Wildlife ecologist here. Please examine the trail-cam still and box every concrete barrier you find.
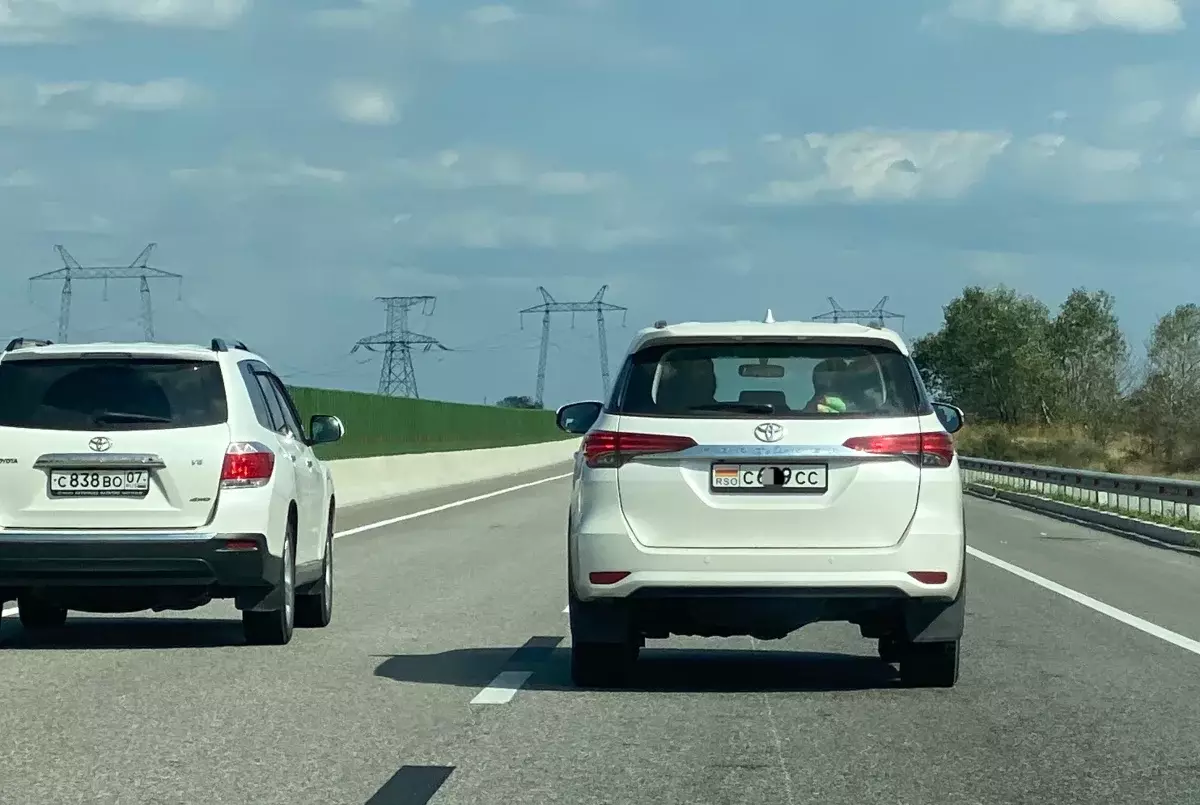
[328,438,579,507]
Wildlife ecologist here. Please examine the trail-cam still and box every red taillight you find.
[221,539,259,552]
[908,571,948,585]
[589,571,630,585]
[842,431,955,467]
[582,430,697,469]
[220,441,275,488]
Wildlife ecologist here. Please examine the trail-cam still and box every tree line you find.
[912,286,1200,473]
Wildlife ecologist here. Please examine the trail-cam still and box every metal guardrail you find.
[958,456,1200,544]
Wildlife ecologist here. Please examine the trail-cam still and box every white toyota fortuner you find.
[556,314,967,688]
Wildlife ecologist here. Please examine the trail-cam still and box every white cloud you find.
[733,127,1197,206]
[0,0,247,42]
[171,157,348,189]
[0,77,202,129]
[942,0,1184,33]
[692,149,731,166]
[307,0,411,30]
[394,209,663,251]
[388,148,620,195]
[329,83,401,125]
[746,129,1011,204]
[464,5,519,25]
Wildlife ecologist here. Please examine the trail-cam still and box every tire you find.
[898,640,960,688]
[570,640,637,688]
[18,594,68,630]
[243,521,296,646]
[296,509,333,629]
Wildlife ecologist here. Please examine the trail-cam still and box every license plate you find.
[710,463,828,493]
[48,470,151,498]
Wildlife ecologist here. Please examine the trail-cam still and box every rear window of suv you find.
[612,340,928,419]
[0,357,228,431]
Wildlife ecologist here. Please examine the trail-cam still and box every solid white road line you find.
[967,546,1200,657]
[334,473,573,539]
[470,670,533,704]
[0,473,574,623]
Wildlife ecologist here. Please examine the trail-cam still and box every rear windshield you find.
[0,357,228,431]
[612,340,928,419]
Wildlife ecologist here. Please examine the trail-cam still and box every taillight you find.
[582,430,697,469]
[220,441,275,488]
[842,432,955,468]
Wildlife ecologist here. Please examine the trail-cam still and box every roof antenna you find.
[763,308,775,324]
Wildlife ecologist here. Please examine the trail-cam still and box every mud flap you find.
[903,573,966,643]
[234,554,285,612]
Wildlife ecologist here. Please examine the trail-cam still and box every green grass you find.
[286,386,572,460]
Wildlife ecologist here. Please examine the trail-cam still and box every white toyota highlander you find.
[0,337,344,646]
[556,314,967,688]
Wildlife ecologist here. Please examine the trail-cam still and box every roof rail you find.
[210,338,250,353]
[4,338,53,352]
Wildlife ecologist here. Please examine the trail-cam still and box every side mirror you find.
[308,414,345,445]
[556,401,604,434]
[932,402,964,434]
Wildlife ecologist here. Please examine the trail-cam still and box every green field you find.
[286,386,572,460]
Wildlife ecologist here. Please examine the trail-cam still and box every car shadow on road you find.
[0,617,247,650]
[373,640,901,693]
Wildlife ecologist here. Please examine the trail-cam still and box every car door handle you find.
[306,459,313,468]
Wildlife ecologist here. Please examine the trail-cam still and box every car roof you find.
[628,319,910,356]
[0,340,268,363]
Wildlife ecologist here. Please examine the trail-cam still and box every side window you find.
[254,373,287,433]
[238,361,275,430]
[264,374,304,440]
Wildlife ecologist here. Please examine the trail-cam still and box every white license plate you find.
[49,470,151,498]
[710,463,828,492]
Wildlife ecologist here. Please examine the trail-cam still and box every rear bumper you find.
[570,530,965,601]
[0,531,278,591]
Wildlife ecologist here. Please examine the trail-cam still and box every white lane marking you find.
[0,473,573,623]
[968,545,1200,656]
[335,473,572,538]
[470,670,533,704]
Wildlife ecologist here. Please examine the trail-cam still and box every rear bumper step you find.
[0,532,276,590]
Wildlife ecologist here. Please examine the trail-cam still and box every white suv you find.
[0,337,344,646]
[556,315,967,688]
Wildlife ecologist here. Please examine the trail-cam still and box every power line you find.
[28,243,183,342]
[519,285,628,407]
[350,295,449,398]
[813,296,905,331]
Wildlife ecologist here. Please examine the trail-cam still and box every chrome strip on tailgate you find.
[33,453,167,470]
[650,444,894,461]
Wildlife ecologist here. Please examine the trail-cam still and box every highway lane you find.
[2,470,1199,804]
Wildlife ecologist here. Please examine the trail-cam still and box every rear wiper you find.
[686,402,775,414]
[91,411,172,424]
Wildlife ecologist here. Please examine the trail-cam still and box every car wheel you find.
[296,509,334,629]
[898,640,960,688]
[18,594,68,630]
[570,639,637,688]
[243,521,296,646]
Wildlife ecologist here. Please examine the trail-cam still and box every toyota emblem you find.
[753,422,785,443]
[88,436,112,452]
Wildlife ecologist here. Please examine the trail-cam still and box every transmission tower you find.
[813,296,905,331]
[519,286,628,407]
[28,243,183,342]
[350,296,449,398]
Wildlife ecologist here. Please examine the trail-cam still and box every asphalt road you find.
[3,465,1200,805]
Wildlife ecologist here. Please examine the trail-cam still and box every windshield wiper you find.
[686,402,775,414]
[91,411,172,424]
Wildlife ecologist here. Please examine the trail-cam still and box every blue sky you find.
[1,0,1198,407]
